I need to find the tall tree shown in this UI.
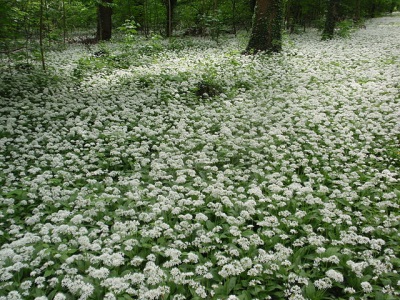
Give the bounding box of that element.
[62,0,67,45]
[322,0,339,40]
[39,0,46,70]
[354,0,361,22]
[97,0,113,40]
[246,0,284,53]
[231,0,237,35]
[163,0,177,37]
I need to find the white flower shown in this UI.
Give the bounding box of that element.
[87,266,110,279]
[218,261,245,278]
[53,293,67,300]
[143,261,166,285]
[325,269,344,282]
[195,213,208,221]
[104,293,117,300]
[20,280,32,290]
[314,278,332,290]
[101,277,129,294]
[7,292,22,300]
[344,287,356,294]
[361,281,373,293]
[99,252,125,267]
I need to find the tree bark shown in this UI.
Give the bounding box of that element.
[246,0,284,53]
[97,0,113,41]
[354,0,361,22]
[322,0,339,40]
[286,0,301,33]
[62,0,66,45]
[369,1,376,18]
[39,0,46,70]
[232,0,237,35]
[163,0,177,37]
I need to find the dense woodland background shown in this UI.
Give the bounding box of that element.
[1,0,399,60]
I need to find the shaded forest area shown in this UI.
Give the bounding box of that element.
[1,0,399,67]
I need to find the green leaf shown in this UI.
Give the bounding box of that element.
[206,220,214,230]
[226,277,237,294]
[375,292,385,300]
[305,282,316,298]
[238,290,252,300]
[44,269,54,277]
[324,247,340,256]
[241,230,255,237]
[214,285,225,297]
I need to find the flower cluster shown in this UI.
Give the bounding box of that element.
[0,14,399,300]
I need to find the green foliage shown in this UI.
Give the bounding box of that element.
[201,10,224,42]
[1,20,400,298]
[196,79,224,99]
[118,18,139,37]
[336,19,354,38]
[73,51,132,79]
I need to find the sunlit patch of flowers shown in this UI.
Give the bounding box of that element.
[0,15,399,300]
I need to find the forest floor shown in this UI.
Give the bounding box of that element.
[0,14,399,300]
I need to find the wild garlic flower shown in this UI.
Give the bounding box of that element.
[325,269,344,283]
[361,281,373,293]
[314,278,333,290]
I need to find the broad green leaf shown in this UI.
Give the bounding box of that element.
[226,277,237,294]
[305,282,316,298]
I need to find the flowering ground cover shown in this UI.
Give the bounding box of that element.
[0,14,399,300]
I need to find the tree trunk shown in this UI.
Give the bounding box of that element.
[250,0,256,12]
[39,0,46,70]
[246,0,284,53]
[322,0,339,40]
[232,0,237,36]
[62,0,66,45]
[164,0,177,37]
[369,1,376,18]
[354,0,361,22]
[143,0,149,37]
[286,0,301,34]
[97,0,113,41]
[390,0,395,13]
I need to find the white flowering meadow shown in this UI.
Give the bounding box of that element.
[0,14,399,300]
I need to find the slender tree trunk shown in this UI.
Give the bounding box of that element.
[246,0,284,53]
[167,0,172,37]
[369,1,376,18]
[322,0,339,40]
[143,0,149,37]
[286,0,301,33]
[355,0,361,21]
[97,0,113,41]
[390,0,396,13]
[39,0,46,70]
[250,0,256,12]
[62,0,66,45]
[45,0,50,47]
[164,0,177,37]
[232,0,237,36]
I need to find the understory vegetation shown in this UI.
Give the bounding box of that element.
[0,14,399,300]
